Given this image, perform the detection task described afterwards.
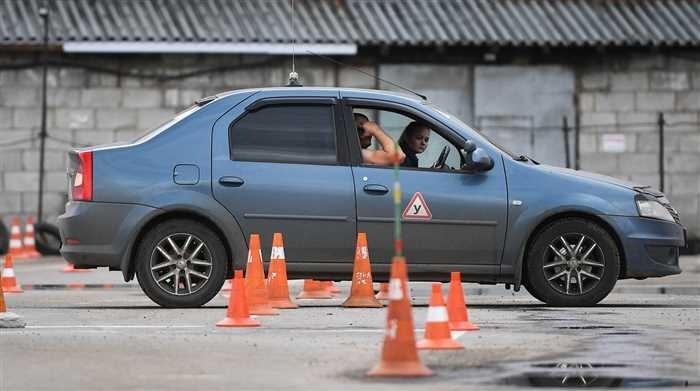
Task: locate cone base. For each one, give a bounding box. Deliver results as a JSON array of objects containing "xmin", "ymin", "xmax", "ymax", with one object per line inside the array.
[
  {"xmin": 417, "ymin": 338, "xmax": 464, "ymax": 350},
  {"xmin": 296, "ymin": 291, "xmax": 333, "ymax": 299},
  {"xmin": 329, "ymin": 287, "xmax": 341, "ymax": 294},
  {"xmin": 269, "ymin": 298, "xmax": 298, "ymax": 309},
  {"xmin": 62, "ymin": 266, "xmax": 91, "ymax": 273},
  {"xmin": 216, "ymin": 317, "xmax": 261, "ymax": 327},
  {"xmin": 16, "ymin": 251, "xmax": 41, "ymax": 259},
  {"xmin": 248, "ymin": 304, "xmax": 279, "ymax": 315},
  {"xmin": 449, "ymin": 321, "xmax": 479, "ymax": 331},
  {"xmin": 366, "ymin": 360, "xmax": 434, "ymax": 377},
  {"xmin": 342, "ymin": 295, "xmax": 383, "ymax": 308},
  {"xmin": 2, "ymin": 286, "xmax": 23, "ymax": 293}
]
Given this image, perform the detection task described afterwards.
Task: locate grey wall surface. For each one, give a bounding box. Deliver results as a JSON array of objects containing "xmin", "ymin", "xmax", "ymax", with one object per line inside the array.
[{"xmin": 474, "ymin": 65, "xmax": 576, "ymax": 166}]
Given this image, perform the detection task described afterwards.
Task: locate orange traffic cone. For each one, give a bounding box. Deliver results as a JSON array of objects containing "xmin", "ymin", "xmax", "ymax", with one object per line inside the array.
[
  {"xmin": 1, "ymin": 255, "xmax": 23, "ymax": 293},
  {"xmin": 267, "ymin": 233, "xmax": 297, "ymax": 309},
  {"xmin": 367, "ymin": 256, "xmax": 432, "ymax": 377},
  {"xmin": 7, "ymin": 217, "xmax": 24, "ymax": 258},
  {"xmin": 20, "ymin": 216, "xmax": 41, "ymax": 259},
  {"xmin": 447, "ymin": 272, "xmax": 479, "ymax": 331},
  {"xmin": 297, "ymin": 279, "xmax": 333, "ymax": 299},
  {"xmin": 217, "ymin": 270, "xmax": 261, "ymax": 327},
  {"xmin": 417, "ymin": 283, "xmax": 464, "ymax": 350},
  {"xmin": 375, "ymin": 282, "xmax": 390, "ymax": 300},
  {"xmin": 327, "ymin": 281, "xmax": 341, "ymax": 294},
  {"xmin": 0, "ymin": 281, "xmax": 6, "ymax": 313},
  {"xmin": 62, "ymin": 260, "xmax": 91, "ymax": 273},
  {"xmin": 244, "ymin": 234, "xmax": 278, "ymax": 316},
  {"xmin": 343, "ymin": 233, "xmax": 382, "ymax": 308}
]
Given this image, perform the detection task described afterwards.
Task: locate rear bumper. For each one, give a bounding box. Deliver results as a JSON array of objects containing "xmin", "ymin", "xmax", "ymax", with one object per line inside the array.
[
  {"xmin": 57, "ymin": 201, "xmax": 158, "ymax": 270},
  {"xmin": 602, "ymin": 215, "xmax": 685, "ymax": 278}
]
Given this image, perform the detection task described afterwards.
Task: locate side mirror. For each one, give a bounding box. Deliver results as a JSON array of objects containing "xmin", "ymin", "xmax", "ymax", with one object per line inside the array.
[
  {"xmin": 460, "ymin": 140, "xmax": 494, "ymax": 172},
  {"xmin": 471, "ymin": 148, "xmax": 494, "ymax": 171}
]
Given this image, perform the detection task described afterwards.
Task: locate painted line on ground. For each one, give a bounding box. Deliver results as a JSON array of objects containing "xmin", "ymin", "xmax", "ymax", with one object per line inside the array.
[
  {"xmin": 24, "ymin": 325, "xmax": 206, "ymax": 329},
  {"xmin": 20, "ymin": 284, "xmax": 136, "ymax": 290}
]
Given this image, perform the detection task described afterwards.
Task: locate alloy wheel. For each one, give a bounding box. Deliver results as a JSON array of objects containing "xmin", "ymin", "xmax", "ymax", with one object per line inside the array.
[
  {"xmin": 150, "ymin": 233, "xmax": 213, "ymax": 296},
  {"xmin": 542, "ymin": 233, "xmax": 605, "ymax": 296}
]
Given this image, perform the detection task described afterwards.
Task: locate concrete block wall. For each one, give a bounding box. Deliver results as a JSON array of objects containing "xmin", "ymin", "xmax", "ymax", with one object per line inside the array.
[{"xmin": 578, "ymin": 53, "xmax": 700, "ymax": 236}]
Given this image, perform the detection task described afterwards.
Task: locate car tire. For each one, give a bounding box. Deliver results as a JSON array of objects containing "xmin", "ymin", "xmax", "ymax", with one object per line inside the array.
[
  {"xmin": 0, "ymin": 220, "xmax": 8, "ymax": 255},
  {"xmin": 524, "ymin": 218, "xmax": 620, "ymax": 307},
  {"xmin": 135, "ymin": 219, "xmax": 227, "ymax": 308},
  {"xmin": 35, "ymin": 222, "xmax": 62, "ymax": 256}
]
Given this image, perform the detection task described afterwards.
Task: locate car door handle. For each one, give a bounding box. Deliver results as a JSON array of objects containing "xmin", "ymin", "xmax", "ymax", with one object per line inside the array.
[
  {"xmin": 363, "ymin": 184, "xmax": 389, "ymax": 195},
  {"xmin": 218, "ymin": 176, "xmax": 245, "ymax": 187}
]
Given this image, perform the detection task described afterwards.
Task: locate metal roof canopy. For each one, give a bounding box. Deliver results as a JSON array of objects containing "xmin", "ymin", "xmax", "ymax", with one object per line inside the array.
[
  {"xmin": 1, "ymin": 0, "xmax": 699, "ymax": 50},
  {"xmin": 62, "ymin": 42, "xmax": 358, "ymax": 55}
]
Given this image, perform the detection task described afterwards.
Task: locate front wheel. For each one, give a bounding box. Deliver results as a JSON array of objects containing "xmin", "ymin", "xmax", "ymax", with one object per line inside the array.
[
  {"xmin": 135, "ymin": 219, "xmax": 227, "ymax": 308},
  {"xmin": 524, "ymin": 218, "xmax": 620, "ymax": 306}
]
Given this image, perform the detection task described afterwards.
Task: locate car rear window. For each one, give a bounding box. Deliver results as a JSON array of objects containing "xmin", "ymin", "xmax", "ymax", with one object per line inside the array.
[
  {"xmin": 132, "ymin": 104, "xmax": 202, "ymax": 144},
  {"xmin": 229, "ymin": 105, "xmax": 337, "ymax": 164}
]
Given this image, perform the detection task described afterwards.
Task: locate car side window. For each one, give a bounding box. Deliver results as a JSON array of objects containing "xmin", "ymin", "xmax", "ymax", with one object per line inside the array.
[
  {"xmin": 229, "ymin": 104, "xmax": 337, "ymax": 164},
  {"xmin": 353, "ymin": 107, "xmax": 462, "ymax": 170}
]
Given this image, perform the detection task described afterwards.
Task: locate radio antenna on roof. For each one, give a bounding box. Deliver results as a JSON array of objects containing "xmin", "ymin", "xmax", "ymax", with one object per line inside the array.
[
  {"xmin": 286, "ymin": 0, "xmax": 302, "ymax": 87},
  {"xmin": 306, "ymin": 50, "xmax": 427, "ymax": 100}
]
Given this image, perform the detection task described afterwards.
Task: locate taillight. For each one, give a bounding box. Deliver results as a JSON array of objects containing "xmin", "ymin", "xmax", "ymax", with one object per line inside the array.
[{"xmin": 72, "ymin": 151, "xmax": 93, "ymax": 201}]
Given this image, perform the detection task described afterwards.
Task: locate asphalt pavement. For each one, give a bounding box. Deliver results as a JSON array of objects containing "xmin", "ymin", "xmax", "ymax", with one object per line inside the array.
[{"xmin": 1, "ymin": 256, "xmax": 699, "ymax": 390}]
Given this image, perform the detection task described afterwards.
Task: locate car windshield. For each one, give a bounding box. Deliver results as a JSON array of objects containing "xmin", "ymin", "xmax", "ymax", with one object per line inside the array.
[
  {"xmin": 425, "ymin": 102, "xmax": 521, "ymax": 160},
  {"xmin": 132, "ymin": 104, "xmax": 203, "ymax": 144}
]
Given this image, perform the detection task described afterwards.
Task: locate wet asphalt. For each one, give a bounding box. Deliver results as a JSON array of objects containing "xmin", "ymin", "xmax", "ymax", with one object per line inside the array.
[{"xmin": 1, "ymin": 256, "xmax": 699, "ymax": 390}]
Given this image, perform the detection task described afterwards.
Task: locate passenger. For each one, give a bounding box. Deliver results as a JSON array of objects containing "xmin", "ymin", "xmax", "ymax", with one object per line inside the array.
[
  {"xmin": 398, "ymin": 121, "xmax": 430, "ymax": 168},
  {"xmin": 354, "ymin": 113, "xmax": 405, "ymax": 165}
]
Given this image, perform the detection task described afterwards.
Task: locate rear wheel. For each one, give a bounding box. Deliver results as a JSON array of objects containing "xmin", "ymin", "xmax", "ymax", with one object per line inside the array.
[
  {"xmin": 524, "ymin": 218, "xmax": 620, "ymax": 306},
  {"xmin": 135, "ymin": 219, "xmax": 227, "ymax": 308}
]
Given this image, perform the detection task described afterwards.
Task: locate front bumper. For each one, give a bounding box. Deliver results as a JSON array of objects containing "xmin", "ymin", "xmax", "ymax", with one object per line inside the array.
[
  {"xmin": 602, "ymin": 215, "xmax": 685, "ymax": 278},
  {"xmin": 57, "ymin": 201, "xmax": 158, "ymax": 270}
]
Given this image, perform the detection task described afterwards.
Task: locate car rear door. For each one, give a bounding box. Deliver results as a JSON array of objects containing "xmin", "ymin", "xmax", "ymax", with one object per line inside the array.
[
  {"xmin": 342, "ymin": 97, "xmax": 508, "ymax": 277},
  {"xmin": 211, "ymin": 93, "xmax": 356, "ymax": 268}
]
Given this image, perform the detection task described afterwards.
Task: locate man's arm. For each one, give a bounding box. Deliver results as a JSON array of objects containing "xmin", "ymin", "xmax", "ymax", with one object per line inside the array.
[{"xmin": 361, "ymin": 122, "xmax": 406, "ymax": 165}]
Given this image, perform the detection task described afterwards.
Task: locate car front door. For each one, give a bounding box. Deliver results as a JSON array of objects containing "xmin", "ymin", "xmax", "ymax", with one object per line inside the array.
[
  {"xmin": 343, "ymin": 98, "xmax": 508, "ymax": 278},
  {"xmin": 211, "ymin": 94, "xmax": 356, "ymax": 268}
]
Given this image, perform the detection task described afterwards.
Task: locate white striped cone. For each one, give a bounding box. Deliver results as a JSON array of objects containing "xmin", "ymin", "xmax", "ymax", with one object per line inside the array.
[
  {"xmin": 1, "ymin": 255, "xmax": 23, "ymax": 293},
  {"xmin": 8, "ymin": 218, "xmax": 24, "ymax": 258},
  {"xmin": 21, "ymin": 217, "xmax": 41, "ymax": 259},
  {"xmin": 417, "ymin": 282, "xmax": 463, "ymax": 350}
]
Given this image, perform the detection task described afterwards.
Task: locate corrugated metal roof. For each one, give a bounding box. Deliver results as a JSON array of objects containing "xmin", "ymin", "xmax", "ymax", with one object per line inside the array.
[{"xmin": 1, "ymin": 0, "xmax": 699, "ymax": 48}]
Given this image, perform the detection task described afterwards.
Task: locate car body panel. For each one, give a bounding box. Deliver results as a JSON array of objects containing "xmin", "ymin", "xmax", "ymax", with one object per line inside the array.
[{"xmin": 56, "ymin": 87, "xmax": 685, "ymax": 291}]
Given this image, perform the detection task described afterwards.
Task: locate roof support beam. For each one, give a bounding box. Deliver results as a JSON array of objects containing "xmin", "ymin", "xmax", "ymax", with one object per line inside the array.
[{"xmin": 62, "ymin": 41, "xmax": 357, "ymax": 55}]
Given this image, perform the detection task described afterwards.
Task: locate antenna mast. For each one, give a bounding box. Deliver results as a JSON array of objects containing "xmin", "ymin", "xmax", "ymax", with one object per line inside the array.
[{"xmin": 287, "ymin": 0, "xmax": 302, "ymax": 86}]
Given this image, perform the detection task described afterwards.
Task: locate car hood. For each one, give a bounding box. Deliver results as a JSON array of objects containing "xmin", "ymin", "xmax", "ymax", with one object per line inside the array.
[{"xmin": 537, "ymin": 164, "xmax": 649, "ymax": 192}]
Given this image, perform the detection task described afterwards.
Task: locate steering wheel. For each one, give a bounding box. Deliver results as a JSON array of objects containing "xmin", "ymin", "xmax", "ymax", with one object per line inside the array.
[{"xmin": 433, "ymin": 146, "xmax": 450, "ymax": 168}]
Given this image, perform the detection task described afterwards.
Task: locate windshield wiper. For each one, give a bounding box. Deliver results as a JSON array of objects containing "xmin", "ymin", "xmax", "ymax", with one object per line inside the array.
[{"xmin": 516, "ymin": 154, "xmax": 540, "ymax": 164}]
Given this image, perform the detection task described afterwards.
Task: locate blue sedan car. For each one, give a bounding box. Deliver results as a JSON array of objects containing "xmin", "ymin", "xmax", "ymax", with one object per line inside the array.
[{"xmin": 57, "ymin": 87, "xmax": 685, "ymax": 307}]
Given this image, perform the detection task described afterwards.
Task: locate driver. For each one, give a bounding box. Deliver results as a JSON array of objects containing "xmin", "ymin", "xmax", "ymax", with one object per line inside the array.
[
  {"xmin": 398, "ymin": 121, "xmax": 430, "ymax": 168},
  {"xmin": 354, "ymin": 113, "xmax": 405, "ymax": 165}
]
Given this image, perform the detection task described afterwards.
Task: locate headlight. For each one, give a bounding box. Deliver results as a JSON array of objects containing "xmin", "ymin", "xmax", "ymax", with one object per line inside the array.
[{"xmin": 636, "ymin": 199, "xmax": 675, "ymax": 222}]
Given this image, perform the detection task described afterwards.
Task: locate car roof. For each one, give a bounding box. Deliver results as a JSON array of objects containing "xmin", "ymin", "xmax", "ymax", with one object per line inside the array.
[{"xmin": 215, "ymin": 86, "xmax": 423, "ymax": 105}]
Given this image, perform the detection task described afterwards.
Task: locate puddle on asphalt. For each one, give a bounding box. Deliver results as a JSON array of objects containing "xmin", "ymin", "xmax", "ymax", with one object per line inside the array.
[
  {"xmin": 532, "ymin": 363, "xmax": 627, "ymax": 369},
  {"xmin": 501, "ymin": 373, "xmax": 690, "ymax": 387},
  {"xmin": 500, "ymin": 362, "xmax": 693, "ymax": 388}
]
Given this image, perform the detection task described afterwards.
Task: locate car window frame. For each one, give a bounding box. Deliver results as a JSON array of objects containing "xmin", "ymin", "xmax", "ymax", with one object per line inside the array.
[
  {"xmin": 339, "ymin": 98, "xmax": 468, "ymax": 173},
  {"xmin": 227, "ymin": 97, "xmax": 350, "ymax": 166}
]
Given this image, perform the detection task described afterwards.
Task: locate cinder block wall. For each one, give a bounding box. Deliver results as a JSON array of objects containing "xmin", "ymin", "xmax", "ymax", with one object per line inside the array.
[{"xmin": 577, "ymin": 53, "xmax": 700, "ymax": 237}]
